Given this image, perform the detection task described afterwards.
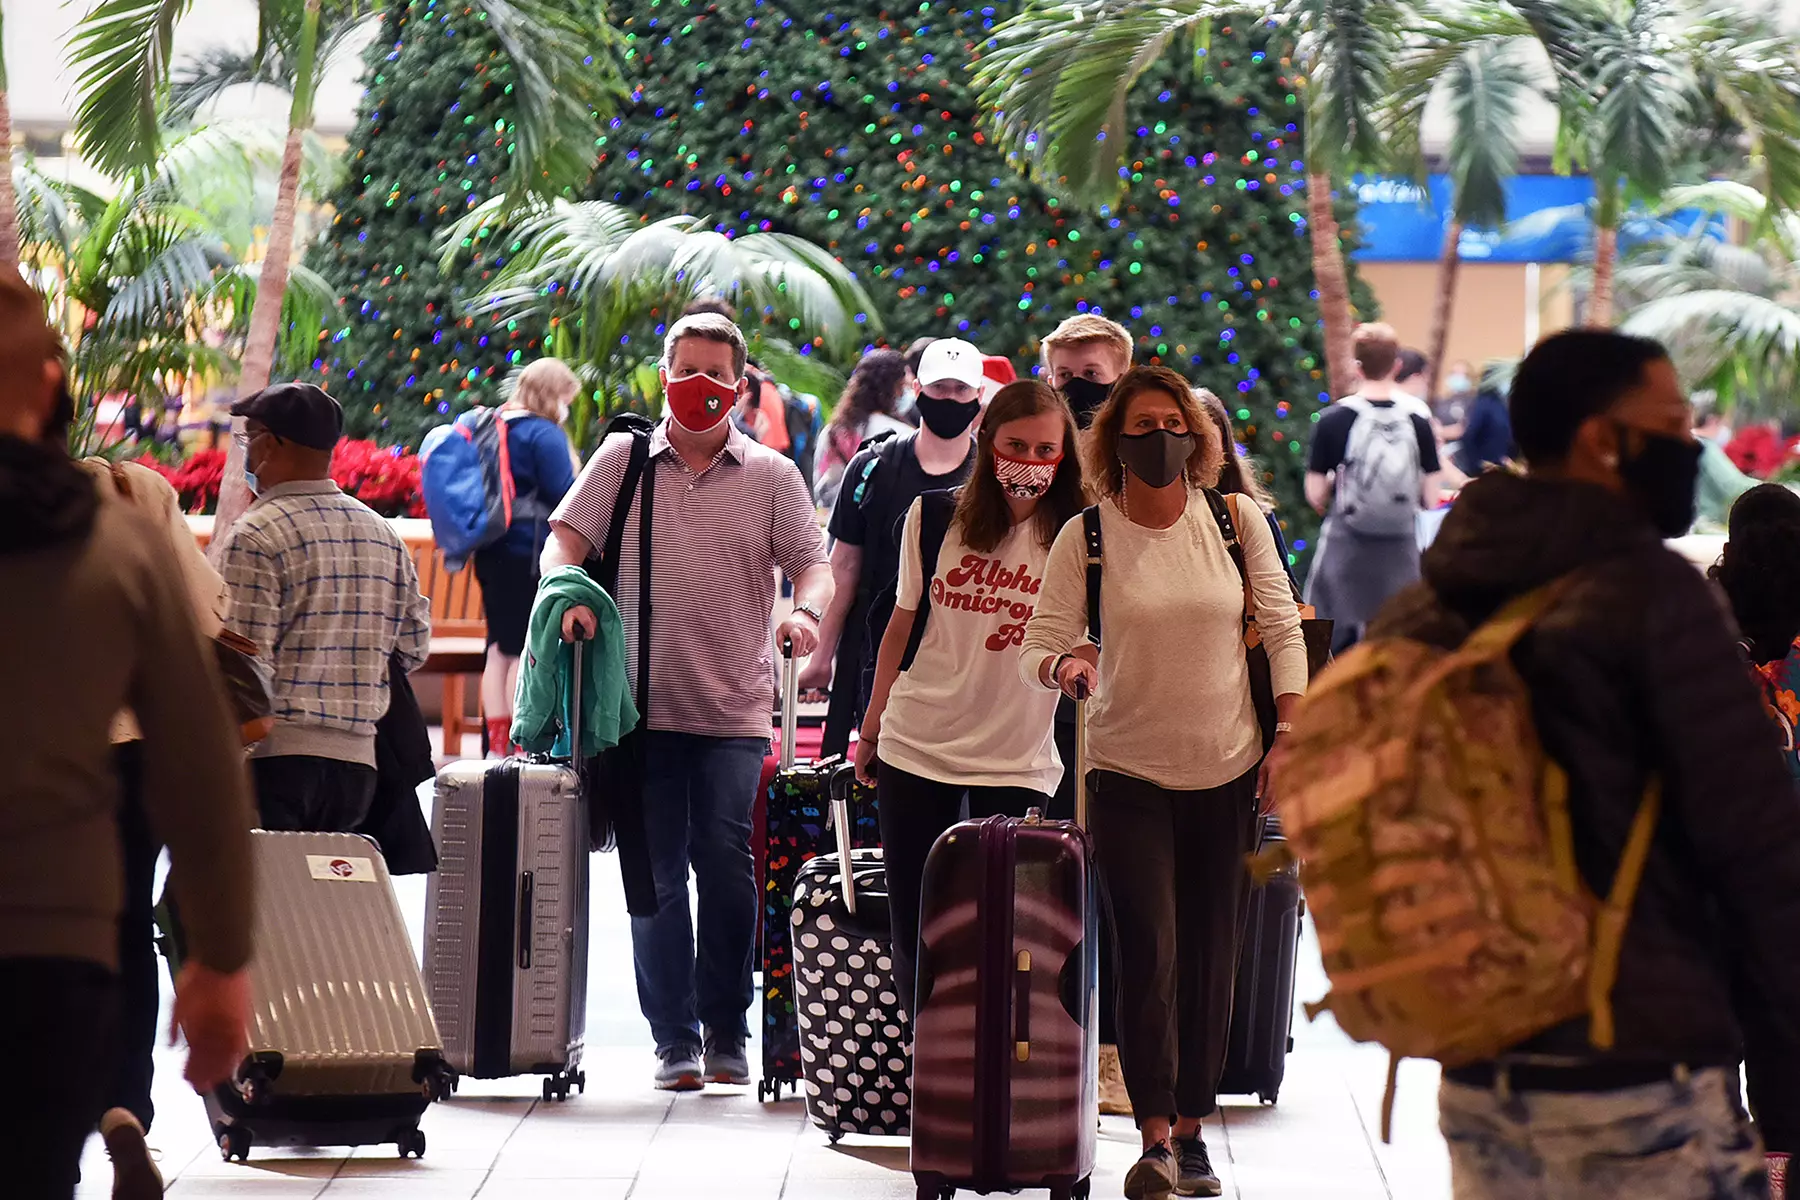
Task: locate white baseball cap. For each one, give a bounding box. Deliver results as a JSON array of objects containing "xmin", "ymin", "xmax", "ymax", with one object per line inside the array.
[{"xmin": 916, "ymin": 338, "xmax": 986, "ymax": 390}]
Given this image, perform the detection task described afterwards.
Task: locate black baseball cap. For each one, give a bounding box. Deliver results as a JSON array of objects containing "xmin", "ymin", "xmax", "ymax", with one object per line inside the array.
[{"xmin": 231, "ymin": 382, "xmax": 343, "ymax": 451}]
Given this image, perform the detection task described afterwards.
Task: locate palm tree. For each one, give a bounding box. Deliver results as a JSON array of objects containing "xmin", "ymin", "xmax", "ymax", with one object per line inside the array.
[
  {"xmin": 1456, "ymin": 0, "xmax": 1800, "ymax": 327},
  {"xmin": 974, "ymin": 1, "xmax": 1410, "ymax": 399},
  {"xmin": 67, "ymin": 0, "xmax": 624, "ymax": 537},
  {"xmin": 441, "ymin": 196, "xmax": 881, "ymax": 447},
  {"xmin": 1386, "ymin": 35, "xmax": 1534, "ymax": 397},
  {"xmin": 0, "ymin": 8, "xmax": 21, "ymax": 270}
]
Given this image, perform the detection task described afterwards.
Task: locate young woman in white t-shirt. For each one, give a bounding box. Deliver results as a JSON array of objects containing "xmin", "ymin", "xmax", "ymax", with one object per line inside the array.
[{"xmin": 854, "ymin": 379, "xmax": 1086, "ymax": 1017}]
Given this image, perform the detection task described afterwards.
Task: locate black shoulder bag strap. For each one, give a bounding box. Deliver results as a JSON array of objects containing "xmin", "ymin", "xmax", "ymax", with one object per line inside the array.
[
  {"xmin": 595, "ymin": 429, "xmax": 650, "ymax": 595},
  {"xmin": 1082, "ymin": 504, "xmax": 1104, "ymax": 647},
  {"xmin": 1203, "ymin": 488, "xmax": 1279, "ymax": 753},
  {"xmin": 605, "ymin": 435, "xmax": 660, "ymax": 914},
  {"xmin": 898, "ymin": 489, "xmax": 959, "ymax": 671},
  {"xmin": 1202, "ymin": 487, "xmax": 1252, "ymax": 589}
]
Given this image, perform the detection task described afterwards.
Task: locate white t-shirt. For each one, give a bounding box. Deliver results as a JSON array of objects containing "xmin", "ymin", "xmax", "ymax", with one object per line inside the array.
[{"xmin": 877, "ymin": 498, "xmax": 1063, "ymax": 794}]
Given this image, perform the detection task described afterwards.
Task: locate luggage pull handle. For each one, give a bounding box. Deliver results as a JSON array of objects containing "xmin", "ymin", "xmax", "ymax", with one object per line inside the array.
[
  {"xmin": 828, "ymin": 762, "xmax": 858, "ymax": 915},
  {"xmin": 1072, "ymin": 679, "xmax": 1090, "ymax": 830},
  {"xmin": 779, "ymin": 636, "xmax": 799, "ymax": 773},
  {"xmin": 565, "ymin": 629, "xmax": 587, "ymax": 768}
]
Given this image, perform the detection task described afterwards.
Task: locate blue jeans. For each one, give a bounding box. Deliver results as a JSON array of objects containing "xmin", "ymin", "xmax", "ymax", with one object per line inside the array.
[
  {"xmin": 630, "ymin": 731, "xmax": 768, "ymax": 1054},
  {"xmin": 1440, "ymin": 1067, "xmax": 1767, "ymax": 1199}
]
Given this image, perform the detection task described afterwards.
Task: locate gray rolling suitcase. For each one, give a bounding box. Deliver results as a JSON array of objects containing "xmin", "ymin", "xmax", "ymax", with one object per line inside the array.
[
  {"xmin": 204, "ymin": 831, "xmax": 451, "ymax": 1162},
  {"xmin": 424, "ymin": 646, "xmax": 590, "ymax": 1100}
]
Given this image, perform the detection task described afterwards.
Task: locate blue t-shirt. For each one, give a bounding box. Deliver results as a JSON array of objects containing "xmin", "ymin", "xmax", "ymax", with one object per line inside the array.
[
  {"xmin": 498, "ymin": 412, "xmax": 577, "ymax": 558},
  {"xmin": 1454, "ymin": 391, "xmax": 1513, "ymax": 475}
]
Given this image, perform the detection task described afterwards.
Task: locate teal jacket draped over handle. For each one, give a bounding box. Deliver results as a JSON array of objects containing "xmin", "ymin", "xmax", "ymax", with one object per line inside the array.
[{"xmin": 513, "ymin": 566, "xmax": 637, "ymax": 759}]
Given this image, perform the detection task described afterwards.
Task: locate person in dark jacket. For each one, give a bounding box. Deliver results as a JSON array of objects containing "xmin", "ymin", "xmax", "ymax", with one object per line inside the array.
[{"xmin": 1372, "ymin": 328, "xmax": 1800, "ymax": 1199}]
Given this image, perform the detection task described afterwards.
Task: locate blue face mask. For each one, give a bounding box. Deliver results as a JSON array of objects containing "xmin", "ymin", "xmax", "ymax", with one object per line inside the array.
[{"xmin": 243, "ymin": 468, "xmax": 260, "ymax": 496}]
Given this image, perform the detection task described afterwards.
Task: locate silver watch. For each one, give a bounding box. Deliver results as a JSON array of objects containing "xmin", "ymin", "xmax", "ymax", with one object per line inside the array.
[{"xmin": 793, "ymin": 601, "xmax": 824, "ymax": 622}]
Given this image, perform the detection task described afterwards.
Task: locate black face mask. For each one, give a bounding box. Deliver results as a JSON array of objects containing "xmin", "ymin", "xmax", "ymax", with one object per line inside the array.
[
  {"xmin": 1117, "ymin": 429, "xmax": 1194, "ymax": 490},
  {"xmin": 1062, "ymin": 377, "xmax": 1112, "ymax": 428},
  {"xmin": 1615, "ymin": 423, "xmax": 1702, "ymax": 537},
  {"xmin": 916, "ymin": 392, "xmax": 981, "ymax": 440}
]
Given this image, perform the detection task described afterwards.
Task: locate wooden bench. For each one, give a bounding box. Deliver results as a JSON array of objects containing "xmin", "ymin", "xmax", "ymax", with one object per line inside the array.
[{"xmin": 187, "ymin": 515, "xmax": 488, "ymax": 757}]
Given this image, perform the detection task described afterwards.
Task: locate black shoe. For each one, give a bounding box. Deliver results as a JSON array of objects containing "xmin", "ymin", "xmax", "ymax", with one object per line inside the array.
[
  {"xmin": 1124, "ymin": 1140, "xmax": 1177, "ymax": 1200},
  {"xmin": 1174, "ymin": 1134, "xmax": 1220, "ymax": 1197}
]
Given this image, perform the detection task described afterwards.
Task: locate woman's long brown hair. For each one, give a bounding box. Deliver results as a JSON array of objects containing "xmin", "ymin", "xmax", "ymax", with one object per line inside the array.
[
  {"xmin": 1197, "ymin": 387, "xmax": 1276, "ymax": 512},
  {"xmin": 953, "ymin": 380, "xmax": 1085, "ymax": 554}
]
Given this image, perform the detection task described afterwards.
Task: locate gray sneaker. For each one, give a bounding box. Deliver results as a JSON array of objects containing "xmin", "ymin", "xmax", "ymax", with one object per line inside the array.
[
  {"xmin": 703, "ymin": 1031, "xmax": 750, "ymax": 1085},
  {"xmin": 653, "ymin": 1044, "xmax": 704, "ymax": 1092},
  {"xmin": 1174, "ymin": 1134, "xmax": 1221, "ymax": 1197},
  {"xmin": 1124, "ymin": 1141, "xmax": 1177, "ymax": 1200}
]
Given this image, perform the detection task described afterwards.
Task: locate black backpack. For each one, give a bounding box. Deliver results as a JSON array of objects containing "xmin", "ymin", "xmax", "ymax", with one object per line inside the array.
[{"xmin": 897, "ymin": 489, "xmax": 960, "ymax": 670}]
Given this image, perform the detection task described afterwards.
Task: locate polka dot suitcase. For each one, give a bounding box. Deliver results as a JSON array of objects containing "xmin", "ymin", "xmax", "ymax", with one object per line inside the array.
[{"xmin": 790, "ymin": 845, "xmax": 912, "ymax": 1141}]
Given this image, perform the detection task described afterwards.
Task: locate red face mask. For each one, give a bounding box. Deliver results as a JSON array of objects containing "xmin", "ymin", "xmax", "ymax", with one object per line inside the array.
[{"xmin": 665, "ymin": 372, "xmax": 737, "ymax": 434}]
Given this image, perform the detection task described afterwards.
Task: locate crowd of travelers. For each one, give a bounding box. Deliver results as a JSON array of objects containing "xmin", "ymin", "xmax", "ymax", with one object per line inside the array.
[{"xmin": 7, "ymin": 248, "xmax": 1800, "ymax": 1200}]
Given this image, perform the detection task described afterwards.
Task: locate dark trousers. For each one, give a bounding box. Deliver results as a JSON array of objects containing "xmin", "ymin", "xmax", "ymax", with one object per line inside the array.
[
  {"xmin": 252, "ymin": 755, "xmax": 378, "ymax": 832},
  {"xmin": 111, "ymin": 742, "xmax": 160, "ymax": 1129},
  {"xmin": 1090, "ymin": 766, "xmax": 1259, "ymax": 1123},
  {"xmin": 2, "ymin": 958, "xmax": 118, "ymax": 1197},
  {"xmin": 630, "ymin": 731, "xmax": 769, "ymax": 1053},
  {"xmin": 876, "ymin": 758, "xmax": 1045, "ymax": 1017}
]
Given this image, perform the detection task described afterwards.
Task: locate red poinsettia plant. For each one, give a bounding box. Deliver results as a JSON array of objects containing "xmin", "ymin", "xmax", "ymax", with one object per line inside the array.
[
  {"xmin": 1726, "ymin": 424, "xmax": 1798, "ymax": 478},
  {"xmin": 332, "ymin": 439, "xmax": 426, "ymax": 518},
  {"xmin": 155, "ymin": 449, "xmax": 227, "ymax": 515}
]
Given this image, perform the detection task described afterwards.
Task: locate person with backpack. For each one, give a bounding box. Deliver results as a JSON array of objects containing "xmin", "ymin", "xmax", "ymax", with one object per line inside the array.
[
  {"xmin": 541, "ymin": 310, "xmax": 831, "ymax": 1092},
  {"xmin": 466, "ymin": 358, "xmax": 581, "ymax": 756},
  {"xmin": 804, "ymin": 339, "xmax": 984, "ymax": 758},
  {"xmin": 811, "ymin": 348, "xmax": 914, "ymax": 512},
  {"xmin": 1304, "ymin": 322, "xmax": 1442, "ymax": 654},
  {"xmin": 1022, "ymin": 366, "xmax": 1308, "ymax": 1200},
  {"xmin": 851, "ymin": 379, "xmax": 1085, "ymax": 1017},
  {"xmin": 1319, "ymin": 330, "xmax": 1800, "ymax": 1199}
]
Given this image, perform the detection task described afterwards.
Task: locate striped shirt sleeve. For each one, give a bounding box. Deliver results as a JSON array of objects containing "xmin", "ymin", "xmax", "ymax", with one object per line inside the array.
[
  {"xmin": 394, "ymin": 543, "xmax": 432, "ymax": 673},
  {"xmin": 550, "ymin": 433, "xmax": 636, "ymax": 558},
  {"xmin": 217, "ymin": 523, "xmax": 283, "ymax": 661},
  {"xmin": 769, "ymin": 455, "xmax": 828, "ymax": 581}
]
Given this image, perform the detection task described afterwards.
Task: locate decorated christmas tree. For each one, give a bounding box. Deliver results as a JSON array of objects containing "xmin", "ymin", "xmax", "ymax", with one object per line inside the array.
[
  {"xmin": 308, "ymin": 0, "xmax": 547, "ymax": 446},
  {"xmin": 588, "ymin": 2, "xmax": 1363, "ymax": 558}
]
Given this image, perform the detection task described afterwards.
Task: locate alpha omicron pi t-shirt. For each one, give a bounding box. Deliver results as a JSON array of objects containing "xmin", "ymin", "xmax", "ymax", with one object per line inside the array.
[{"xmin": 876, "ymin": 497, "xmax": 1063, "ymax": 795}]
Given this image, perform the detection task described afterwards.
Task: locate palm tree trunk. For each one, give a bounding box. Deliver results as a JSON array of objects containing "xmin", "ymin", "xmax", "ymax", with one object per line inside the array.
[
  {"xmin": 1588, "ymin": 223, "xmax": 1618, "ymax": 328},
  {"xmin": 1425, "ymin": 221, "xmax": 1463, "ymax": 402},
  {"xmin": 211, "ymin": 0, "xmax": 321, "ymax": 555},
  {"xmin": 1306, "ymin": 170, "xmax": 1357, "ymax": 399},
  {"xmin": 0, "ymin": 90, "xmax": 20, "ymax": 271}
]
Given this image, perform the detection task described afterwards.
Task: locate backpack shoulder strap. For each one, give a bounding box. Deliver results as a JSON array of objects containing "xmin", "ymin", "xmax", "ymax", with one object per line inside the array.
[
  {"xmin": 899, "ymin": 489, "xmax": 959, "ymax": 671},
  {"xmin": 1082, "ymin": 504, "xmax": 1104, "ymax": 647},
  {"xmin": 1203, "ymin": 489, "xmax": 1256, "ymax": 622},
  {"xmin": 634, "ymin": 435, "xmax": 656, "ymax": 720},
  {"xmin": 595, "ymin": 429, "xmax": 651, "ymax": 597}
]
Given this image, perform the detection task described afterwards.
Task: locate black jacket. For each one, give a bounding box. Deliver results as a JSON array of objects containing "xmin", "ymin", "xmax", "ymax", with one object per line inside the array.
[
  {"xmin": 1372, "ymin": 472, "xmax": 1800, "ymax": 1144},
  {"xmin": 358, "ymin": 657, "xmax": 438, "ymax": 875}
]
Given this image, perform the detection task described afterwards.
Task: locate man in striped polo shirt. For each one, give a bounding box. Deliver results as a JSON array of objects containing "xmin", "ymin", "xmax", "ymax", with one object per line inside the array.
[{"xmin": 544, "ymin": 312, "xmax": 832, "ymax": 1091}]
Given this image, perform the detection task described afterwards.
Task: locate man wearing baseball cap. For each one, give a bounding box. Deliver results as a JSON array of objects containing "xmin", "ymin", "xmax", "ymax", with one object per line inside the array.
[
  {"xmin": 215, "ymin": 382, "xmax": 431, "ymax": 831},
  {"xmin": 803, "ymin": 337, "xmax": 985, "ymax": 757}
]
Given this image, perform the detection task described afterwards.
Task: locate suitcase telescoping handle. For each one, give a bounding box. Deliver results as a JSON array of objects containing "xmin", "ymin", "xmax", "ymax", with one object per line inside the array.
[
  {"xmin": 567, "ymin": 628, "xmax": 586, "ymax": 764},
  {"xmin": 779, "ymin": 636, "xmax": 799, "ymax": 773},
  {"xmin": 828, "ymin": 762, "xmax": 858, "ymax": 915},
  {"xmin": 1073, "ymin": 677, "xmax": 1090, "ymax": 829}
]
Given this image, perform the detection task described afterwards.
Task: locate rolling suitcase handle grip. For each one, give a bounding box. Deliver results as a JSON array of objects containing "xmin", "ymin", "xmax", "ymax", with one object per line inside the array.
[
  {"xmin": 828, "ymin": 762, "xmax": 858, "ymax": 915},
  {"xmin": 779, "ymin": 636, "xmax": 799, "ymax": 773},
  {"xmin": 566, "ymin": 629, "xmax": 587, "ymax": 767}
]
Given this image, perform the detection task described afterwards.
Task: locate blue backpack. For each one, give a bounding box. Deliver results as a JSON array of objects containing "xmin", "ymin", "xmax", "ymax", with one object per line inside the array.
[{"xmin": 420, "ymin": 407, "xmax": 523, "ymax": 572}]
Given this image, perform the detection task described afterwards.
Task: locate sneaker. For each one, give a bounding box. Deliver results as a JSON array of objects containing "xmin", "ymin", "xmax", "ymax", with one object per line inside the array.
[
  {"xmin": 1123, "ymin": 1140, "xmax": 1177, "ymax": 1200},
  {"xmin": 653, "ymin": 1045, "xmax": 704, "ymax": 1092},
  {"xmin": 100, "ymin": 1108, "xmax": 164, "ymax": 1199},
  {"xmin": 1098, "ymin": 1044, "xmax": 1133, "ymax": 1117},
  {"xmin": 1174, "ymin": 1134, "xmax": 1221, "ymax": 1197},
  {"xmin": 702, "ymin": 1031, "xmax": 750, "ymax": 1085}
]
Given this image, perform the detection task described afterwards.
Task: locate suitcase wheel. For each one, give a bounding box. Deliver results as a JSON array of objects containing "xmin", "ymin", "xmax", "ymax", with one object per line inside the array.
[
  {"xmin": 217, "ymin": 1124, "xmax": 251, "ymax": 1163},
  {"xmin": 397, "ymin": 1128, "xmax": 426, "ymax": 1159},
  {"xmin": 915, "ymin": 1186, "xmax": 954, "ymax": 1200}
]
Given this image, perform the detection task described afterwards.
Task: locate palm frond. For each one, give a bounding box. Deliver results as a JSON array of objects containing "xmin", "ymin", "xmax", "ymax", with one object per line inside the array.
[
  {"xmin": 66, "ymin": 0, "xmax": 195, "ymax": 176},
  {"xmin": 13, "ymin": 160, "xmax": 92, "ymax": 263},
  {"xmin": 975, "ymin": 1, "xmax": 1244, "ymax": 206},
  {"xmin": 167, "ymin": 46, "xmax": 266, "ymax": 123},
  {"xmin": 1438, "ymin": 40, "xmax": 1535, "ymax": 228},
  {"xmin": 466, "ymin": 0, "xmax": 625, "ymax": 198},
  {"xmin": 1292, "ymin": 0, "xmax": 1404, "ymax": 177},
  {"xmin": 1680, "ymin": 8, "xmax": 1800, "ymax": 220},
  {"xmin": 1622, "ymin": 288, "xmax": 1800, "ymax": 409}
]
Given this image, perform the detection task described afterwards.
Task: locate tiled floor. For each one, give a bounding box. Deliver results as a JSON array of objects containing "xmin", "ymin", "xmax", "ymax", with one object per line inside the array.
[{"xmin": 74, "ymin": 789, "xmax": 1452, "ymax": 1199}]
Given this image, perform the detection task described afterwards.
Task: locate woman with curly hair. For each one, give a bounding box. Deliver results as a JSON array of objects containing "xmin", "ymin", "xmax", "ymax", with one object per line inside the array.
[
  {"xmin": 814, "ymin": 348, "xmax": 913, "ymax": 510},
  {"xmin": 1714, "ymin": 483, "xmax": 1800, "ymax": 777}
]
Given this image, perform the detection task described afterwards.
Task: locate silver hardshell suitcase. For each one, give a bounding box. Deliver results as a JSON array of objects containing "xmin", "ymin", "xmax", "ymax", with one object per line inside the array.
[
  {"xmin": 424, "ymin": 645, "xmax": 590, "ymax": 1099},
  {"xmin": 206, "ymin": 831, "xmax": 451, "ymax": 1163}
]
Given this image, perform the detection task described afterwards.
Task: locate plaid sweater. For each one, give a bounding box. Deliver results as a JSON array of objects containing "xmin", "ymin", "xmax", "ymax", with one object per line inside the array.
[{"xmin": 218, "ymin": 480, "xmax": 431, "ymax": 766}]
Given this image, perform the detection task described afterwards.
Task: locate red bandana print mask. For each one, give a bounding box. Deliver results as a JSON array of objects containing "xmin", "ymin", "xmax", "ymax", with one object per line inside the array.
[
  {"xmin": 665, "ymin": 372, "xmax": 736, "ymax": 433},
  {"xmin": 993, "ymin": 451, "xmax": 1062, "ymax": 499}
]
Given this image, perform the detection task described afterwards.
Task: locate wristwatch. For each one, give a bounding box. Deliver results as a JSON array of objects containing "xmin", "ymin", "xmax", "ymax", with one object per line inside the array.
[{"xmin": 793, "ymin": 601, "xmax": 824, "ymax": 623}]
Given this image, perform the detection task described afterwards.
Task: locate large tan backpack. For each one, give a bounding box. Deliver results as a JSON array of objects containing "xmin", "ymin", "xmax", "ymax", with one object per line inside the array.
[{"xmin": 1267, "ymin": 582, "xmax": 1659, "ymax": 1137}]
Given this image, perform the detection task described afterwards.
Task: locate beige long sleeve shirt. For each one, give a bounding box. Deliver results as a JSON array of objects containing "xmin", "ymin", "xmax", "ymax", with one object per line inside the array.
[{"xmin": 1022, "ymin": 491, "xmax": 1308, "ymax": 791}]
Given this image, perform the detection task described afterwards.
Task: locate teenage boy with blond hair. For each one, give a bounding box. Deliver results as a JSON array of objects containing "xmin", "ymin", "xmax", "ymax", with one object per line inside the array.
[{"xmin": 1041, "ymin": 314, "xmax": 1133, "ymax": 428}]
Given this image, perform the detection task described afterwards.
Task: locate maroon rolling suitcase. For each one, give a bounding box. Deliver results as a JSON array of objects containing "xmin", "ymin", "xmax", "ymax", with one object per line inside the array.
[{"xmin": 909, "ymin": 698, "xmax": 1099, "ymax": 1200}]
